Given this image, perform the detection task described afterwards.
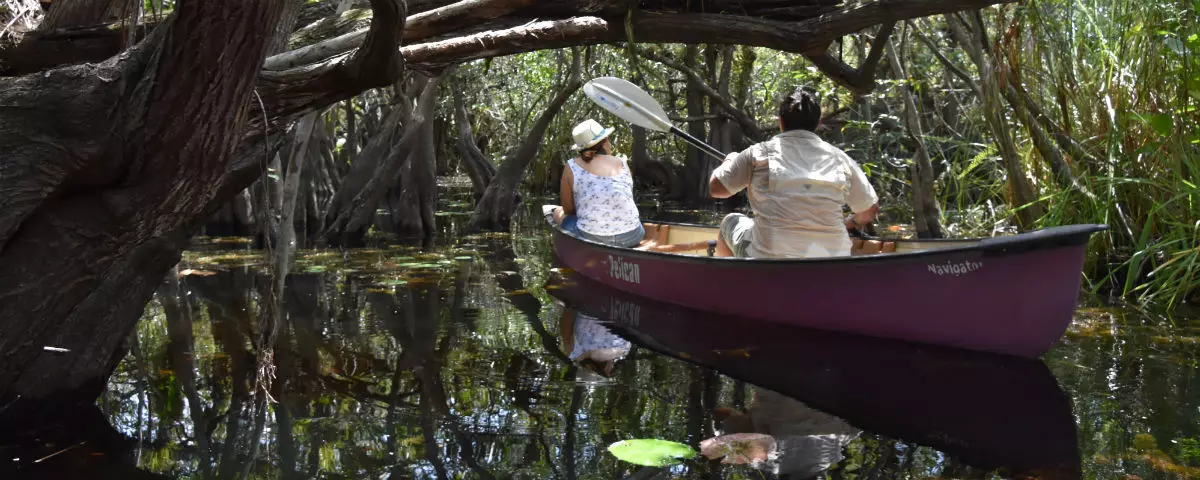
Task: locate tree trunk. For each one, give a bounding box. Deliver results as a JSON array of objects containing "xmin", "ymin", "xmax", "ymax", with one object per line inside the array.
[
  {"xmin": 319, "ymin": 82, "xmax": 418, "ymax": 246},
  {"xmin": 205, "ymin": 0, "xmax": 307, "ymax": 240},
  {"xmin": 643, "ymin": 47, "xmax": 765, "ymax": 143},
  {"xmin": 451, "ymin": 73, "xmax": 496, "ymax": 198},
  {"xmin": 629, "ymin": 125, "xmax": 685, "ymax": 198},
  {"xmin": 946, "ymin": 12, "xmax": 1044, "ymax": 229},
  {"xmin": 1001, "ymin": 83, "xmax": 1090, "ymax": 194},
  {"xmin": 887, "ymin": 34, "xmax": 944, "ymax": 238},
  {"xmin": 41, "ymin": 0, "xmax": 114, "ymax": 30},
  {"xmin": 470, "ymin": 49, "xmax": 581, "ymax": 231},
  {"xmin": 684, "ymin": 44, "xmax": 708, "ymax": 202},
  {"xmin": 273, "ymin": 111, "xmax": 318, "ymax": 303},
  {"xmin": 382, "ymin": 74, "xmax": 443, "ymax": 242},
  {"xmin": 0, "ymin": 0, "xmax": 1019, "ymax": 417},
  {"xmin": 0, "ymin": 0, "xmax": 287, "ymax": 412},
  {"xmin": 713, "ymin": 45, "xmax": 735, "ymax": 155}
]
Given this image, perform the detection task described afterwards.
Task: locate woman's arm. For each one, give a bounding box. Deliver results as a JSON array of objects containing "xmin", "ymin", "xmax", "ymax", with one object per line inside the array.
[{"xmin": 560, "ymin": 164, "xmax": 576, "ymax": 215}]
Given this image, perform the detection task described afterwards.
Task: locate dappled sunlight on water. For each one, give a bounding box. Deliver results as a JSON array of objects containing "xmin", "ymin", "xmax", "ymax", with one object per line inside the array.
[{"xmin": 4, "ymin": 192, "xmax": 1197, "ymax": 479}]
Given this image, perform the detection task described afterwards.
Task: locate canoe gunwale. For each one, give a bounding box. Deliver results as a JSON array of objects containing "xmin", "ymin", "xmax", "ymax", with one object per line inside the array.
[{"xmin": 541, "ymin": 205, "xmax": 1108, "ymax": 266}]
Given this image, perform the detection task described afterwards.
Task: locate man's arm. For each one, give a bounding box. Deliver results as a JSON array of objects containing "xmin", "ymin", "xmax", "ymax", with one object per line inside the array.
[
  {"xmin": 709, "ymin": 150, "xmax": 753, "ymax": 199},
  {"xmin": 843, "ymin": 153, "xmax": 880, "ymax": 231},
  {"xmin": 710, "ymin": 176, "xmax": 734, "ymax": 198}
]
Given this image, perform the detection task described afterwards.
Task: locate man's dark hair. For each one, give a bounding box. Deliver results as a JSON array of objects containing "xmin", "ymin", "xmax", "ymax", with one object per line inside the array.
[{"xmin": 778, "ymin": 86, "xmax": 822, "ymax": 132}]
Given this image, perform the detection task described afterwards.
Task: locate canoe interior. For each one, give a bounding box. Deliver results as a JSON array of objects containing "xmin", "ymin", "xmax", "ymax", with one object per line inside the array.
[
  {"xmin": 540, "ymin": 205, "xmax": 982, "ymax": 257},
  {"xmin": 655, "ymin": 222, "xmax": 979, "ymax": 256}
]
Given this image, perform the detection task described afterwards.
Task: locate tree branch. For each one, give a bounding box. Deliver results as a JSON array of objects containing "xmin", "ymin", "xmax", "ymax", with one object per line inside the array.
[
  {"xmin": 264, "ymin": 0, "xmax": 536, "ymax": 71},
  {"xmin": 859, "ymin": 21, "xmax": 896, "ymax": 85},
  {"xmin": 803, "ymin": 22, "xmax": 894, "ymax": 95},
  {"xmin": 910, "ymin": 20, "xmax": 980, "ymax": 97},
  {"xmin": 252, "ymin": 0, "xmax": 406, "ymax": 132},
  {"xmin": 641, "ymin": 48, "xmax": 764, "ymax": 141}
]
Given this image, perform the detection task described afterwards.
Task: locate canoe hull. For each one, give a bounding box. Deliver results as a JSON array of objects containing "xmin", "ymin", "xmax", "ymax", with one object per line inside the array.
[
  {"xmin": 549, "ymin": 217, "xmax": 1106, "ymax": 358},
  {"xmin": 546, "ymin": 272, "xmax": 1081, "ymax": 476}
]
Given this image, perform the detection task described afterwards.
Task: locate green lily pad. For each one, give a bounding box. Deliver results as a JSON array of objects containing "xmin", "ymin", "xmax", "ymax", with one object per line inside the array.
[{"xmin": 607, "ymin": 439, "xmax": 696, "ymax": 467}]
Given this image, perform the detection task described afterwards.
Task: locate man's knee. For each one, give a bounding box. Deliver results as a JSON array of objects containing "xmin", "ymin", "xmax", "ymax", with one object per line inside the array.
[{"xmin": 718, "ymin": 213, "xmax": 745, "ymax": 238}]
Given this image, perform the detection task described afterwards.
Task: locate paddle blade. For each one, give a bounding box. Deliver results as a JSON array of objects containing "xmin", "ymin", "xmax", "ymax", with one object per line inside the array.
[{"xmin": 583, "ymin": 77, "xmax": 672, "ymax": 132}]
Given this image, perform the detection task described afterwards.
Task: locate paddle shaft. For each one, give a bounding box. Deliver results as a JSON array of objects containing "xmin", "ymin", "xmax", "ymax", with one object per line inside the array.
[{"xmin": 668, "ymin": 126, "xmax": 727, "ymax": 161}]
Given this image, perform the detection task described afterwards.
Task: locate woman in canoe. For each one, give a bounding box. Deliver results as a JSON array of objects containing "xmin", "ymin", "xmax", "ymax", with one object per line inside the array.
[
  {"xmin": 552, "ymin": 119, "xmax": 716, "ymax": 253},
  {"xmin": 709, "ymin": 86, "xmax": 881, "ymax": 258},
  {"xmin": 551, "ymin": 119, "xmax": 647, "ymax": 248}
]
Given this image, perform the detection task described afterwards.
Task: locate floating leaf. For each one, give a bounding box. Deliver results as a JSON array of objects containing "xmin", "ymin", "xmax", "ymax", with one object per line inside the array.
[
  {"xmin": 304, "ymin": 265, "xmax": 328, "ymax": 273},
  {"xmin": 607, "ymin": 439, "xmax": 695, "ymax": 467},
  {"xmin": 700, "ymin": 433, "xmax": 776, "ymax": 465}
]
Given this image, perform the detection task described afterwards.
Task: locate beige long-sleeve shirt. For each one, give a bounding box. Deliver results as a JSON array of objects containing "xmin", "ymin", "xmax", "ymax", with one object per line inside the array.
[{"xmin": 713, "ymin": 130, "xmax": 878, "ymax": 258}]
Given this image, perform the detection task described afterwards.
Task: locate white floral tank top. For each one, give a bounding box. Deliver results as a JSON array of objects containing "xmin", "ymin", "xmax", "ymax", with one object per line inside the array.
[{"xmin": 569, "ymin": 157, "xmax": 642, "ymax": 236}]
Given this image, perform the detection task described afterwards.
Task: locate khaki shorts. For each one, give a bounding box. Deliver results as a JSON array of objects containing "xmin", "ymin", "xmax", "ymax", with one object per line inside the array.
[{"xmin": 719, "ymin": 213, "xmax": 755, "ymax": 258}]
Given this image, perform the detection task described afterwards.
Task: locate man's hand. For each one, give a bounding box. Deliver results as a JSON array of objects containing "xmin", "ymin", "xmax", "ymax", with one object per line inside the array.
[{"xmin": 844, "ymin": 215, "xmax": 861, "ymax": 234}]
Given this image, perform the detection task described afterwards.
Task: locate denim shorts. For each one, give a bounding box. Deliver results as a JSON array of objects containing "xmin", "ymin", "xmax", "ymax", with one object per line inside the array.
[
  {"xmin": 562, "ymin": 215, "xmax": 645, "ymax": 248},
  {"xmin": 719, "ymin": 213, "xmax": 754, "ymax": 258}
]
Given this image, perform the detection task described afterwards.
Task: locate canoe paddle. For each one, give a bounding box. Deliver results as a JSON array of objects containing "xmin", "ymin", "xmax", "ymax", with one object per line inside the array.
[{"xmin": 582, "ymin": 77, "xmax": 728, "ymax": 161}]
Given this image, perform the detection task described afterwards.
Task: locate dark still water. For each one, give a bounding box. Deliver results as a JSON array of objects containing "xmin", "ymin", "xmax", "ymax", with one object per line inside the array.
[{"xmin": 8, "ymin": 197, "xmax": 1200, "ymax": 479}]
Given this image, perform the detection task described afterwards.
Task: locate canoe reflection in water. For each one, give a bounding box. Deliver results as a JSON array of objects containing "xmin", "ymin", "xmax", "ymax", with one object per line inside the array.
[
  {"xmin": 547, "ymin": 268, "xmax": 1083, "ymax": 479},
  {"xmin": 710, "ymin": 387, "xmax": 862, "ymax": 478}
]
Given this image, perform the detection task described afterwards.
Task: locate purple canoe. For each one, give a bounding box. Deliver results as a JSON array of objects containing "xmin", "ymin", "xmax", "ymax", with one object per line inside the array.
[
  {"xmin": 545, "ymin": 271, "xmax": 1081, "ymax": 476},
  {"xmin": 542, "ymin": 205, "xmax": 1108, "ymax": 358}
]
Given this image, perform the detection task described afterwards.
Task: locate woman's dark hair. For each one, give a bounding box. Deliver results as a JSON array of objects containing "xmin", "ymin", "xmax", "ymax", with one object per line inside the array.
[
  {"xmin": 778, "ymin": 86, "xmax": 822, "ymax": 132},
  {"xmin": 579, "ymin": 138, "xmax": 610, "ymax": 162}
]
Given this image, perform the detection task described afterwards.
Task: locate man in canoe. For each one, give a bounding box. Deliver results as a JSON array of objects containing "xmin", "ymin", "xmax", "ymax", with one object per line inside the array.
[{"xmin": 709, "ymin": 86, "xmax": 880, "ymax": 258}]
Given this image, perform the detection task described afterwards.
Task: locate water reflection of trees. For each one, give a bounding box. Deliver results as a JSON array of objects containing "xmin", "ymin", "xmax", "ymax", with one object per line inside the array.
[{"xmin": 81, "ymin": 232, "xmax": 1199, "ymax": 479}]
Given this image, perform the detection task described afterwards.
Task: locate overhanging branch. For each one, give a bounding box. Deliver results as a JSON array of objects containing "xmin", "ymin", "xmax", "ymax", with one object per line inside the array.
[
  {"xmin": 253, "ymin": 0, "xmax": 406, "ymax": 130},
  {"xmin": 264, "ymin": 0, "xmax": 536, "ymax": 71},
  {"xmin": 803, "ymin": 21, "xmax": 895, "ymax": 95}
]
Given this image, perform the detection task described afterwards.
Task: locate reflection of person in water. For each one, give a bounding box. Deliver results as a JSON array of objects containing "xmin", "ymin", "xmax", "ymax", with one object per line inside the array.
[
  {"xmin": 713, "ymin": 387, "xmax": 861, "ymax": 479},
  {"xmin": 559, "ymin": 307, "xmax": 631, "ymax": 378}
]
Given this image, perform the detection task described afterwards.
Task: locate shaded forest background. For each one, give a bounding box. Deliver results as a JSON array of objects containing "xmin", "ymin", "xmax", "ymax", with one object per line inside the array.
[
  {"xmin": 0, "ymin": 0, "xmax": 1196, "ymax": 414},
  {"xmin": 7, "ymin": 0, "xmax": 1175, "ymax": 307}
]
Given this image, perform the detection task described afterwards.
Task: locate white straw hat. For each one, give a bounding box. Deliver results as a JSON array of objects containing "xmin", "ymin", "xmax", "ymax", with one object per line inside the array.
[{"xmin": 571, "ymin": 119, "xmax": 615, "ymax": 150}]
